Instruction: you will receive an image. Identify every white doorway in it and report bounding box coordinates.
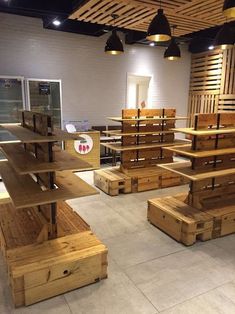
[126,74,152,109]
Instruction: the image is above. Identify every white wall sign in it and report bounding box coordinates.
[74,134,93,155]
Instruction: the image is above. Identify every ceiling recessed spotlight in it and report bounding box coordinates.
[208,45,214,50]
[150,42,155,47]
[52,19,61,26]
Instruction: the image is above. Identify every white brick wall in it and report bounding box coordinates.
[0,13,191,127]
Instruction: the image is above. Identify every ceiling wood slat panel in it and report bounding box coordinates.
[70,0,229,36]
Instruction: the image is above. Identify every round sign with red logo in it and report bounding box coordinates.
[74,134,93,155]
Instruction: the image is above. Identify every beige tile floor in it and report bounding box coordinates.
[1,170,235,313]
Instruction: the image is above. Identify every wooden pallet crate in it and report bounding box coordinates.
[8,231,107,307]
[94,167,131,196]
[122,166,186,193]
[94,165,187,195]
[0,200,108,307]
[200,201,235,238]
[148,194,213,246]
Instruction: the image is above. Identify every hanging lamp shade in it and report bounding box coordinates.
[214,23,235,50]
[164,37,181,60]
[223,0,235,18]
[105,30,124,55]
[146,9,171,42]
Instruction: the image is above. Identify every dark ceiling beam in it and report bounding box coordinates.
[125,30,147,44]
[72,0,88,12]
[43,18,108,37]
[0,0,73,18]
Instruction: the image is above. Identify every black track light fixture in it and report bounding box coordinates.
[214,22,235,50]
[164,26,181,61]
[146,1,171,42]
[104,14,124,55]
[223,0,235,18]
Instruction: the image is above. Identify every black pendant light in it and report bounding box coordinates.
[223,0,235,18]
[146,0,171,42]
[164,25,181,60]
[164,38,181,60]
[105,14,124,55]
[105,30,124,55]
[214,23,235,50]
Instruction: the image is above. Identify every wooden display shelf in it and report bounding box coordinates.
[159,161,235,181]
[0,124,83,144]
[1,143,91,174]
[0,161,98,209]
[103,130,177,136]
[149,113,235,245]
[0,111,108,307]
[108,116,188,122]
[164,144,235,158]
[101,139,189,152]
[171,127,235,136]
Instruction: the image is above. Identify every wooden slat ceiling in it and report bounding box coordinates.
[69,0,228,37]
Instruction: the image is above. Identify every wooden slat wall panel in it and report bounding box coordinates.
[190,49,223,94]
[188,47,235,126]
[220,47,235,96]
[70,0,229,37]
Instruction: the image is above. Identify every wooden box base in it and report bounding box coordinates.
[94,165,188,196]
[148,193,213,246]
[148,193,235,245]
[0,201,108,307]
[94,167,131,196]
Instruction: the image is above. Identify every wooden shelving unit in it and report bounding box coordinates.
[148,112,235,245]
[104,108,188,170]
[0,111,108,307]
[95,108,189,194]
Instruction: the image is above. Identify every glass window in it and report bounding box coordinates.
[28,80,62,129]
[0,78,24,123]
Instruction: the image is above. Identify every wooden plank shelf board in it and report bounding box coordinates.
[108,116,188,122]
[0,124,83,143]
[159,162,235,181]
[0,201,90,251]
[103,130,177,136]
[101,139,189,152]
[163,145,235,158]
[0,161,98,209]
[1,144,92,174]
[172,127,235,136]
